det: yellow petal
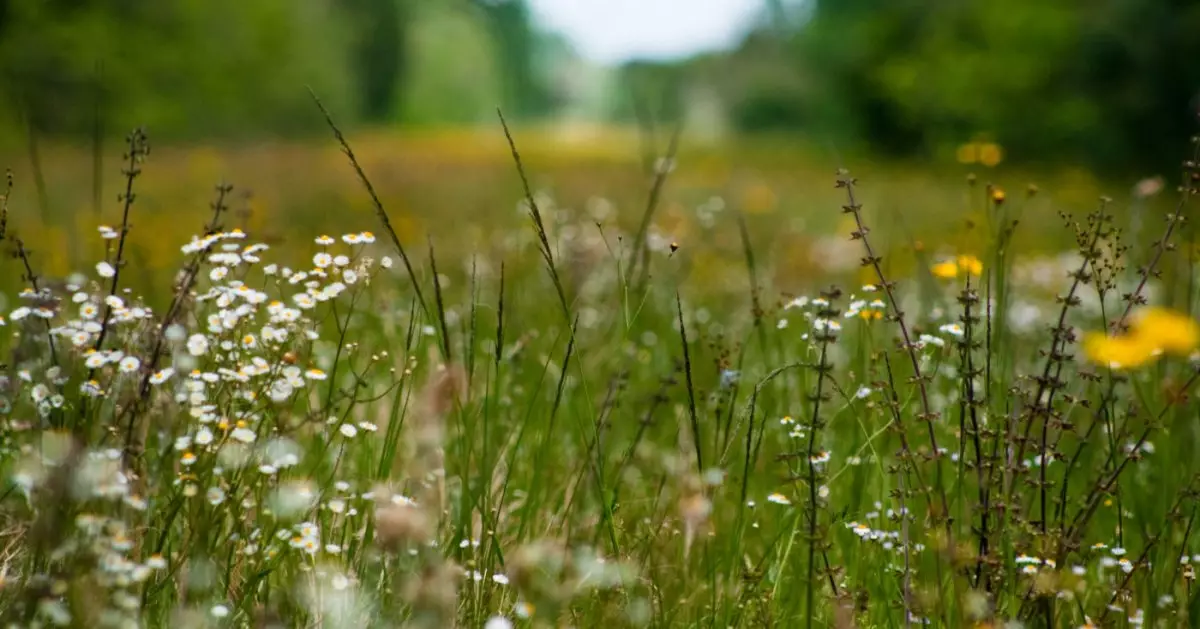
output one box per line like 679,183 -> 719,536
1082,332 -> 1159,370
956,143 -> 979,164
931,261 -> 959,279
956,254 -> 983,276
978,143 -> 1004,167
1130,307 -> 1200,356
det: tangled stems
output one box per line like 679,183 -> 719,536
1011,208 -> 1107,521
836,171 -> 950,522
91,129 -> 148,356
956,275 -> 991,587
76,129 -> 147,432
1114,140 -> 1200,331
804,287 -> 840,627
10,238 -> 60,371
118,182 -> 230,463
1063,368 -> 1200,551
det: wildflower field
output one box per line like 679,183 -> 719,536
1,113 -> 1199,629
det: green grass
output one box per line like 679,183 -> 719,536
1,124 -> 1199,628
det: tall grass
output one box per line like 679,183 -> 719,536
0,123 -> 1199,628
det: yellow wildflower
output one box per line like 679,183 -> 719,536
931,260 -> 959,279
978,143 -> 1004,167
956,143 -> 979,165
957,254 -> 984,276
1130,307 -> 1200,356
1082,332 -> 1158,370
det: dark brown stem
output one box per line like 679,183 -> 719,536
837,171 -> 950,521
11,238 -> 60,369
1012,208 -> 1107,515
1114,141 -> 1200,330
1062,369 -> 1200,556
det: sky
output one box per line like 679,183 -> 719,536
526,0 -> 764,64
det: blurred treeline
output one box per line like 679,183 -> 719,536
0,0 -> 560,141
628,0 -> 1200,171
2,0 -> 1199,172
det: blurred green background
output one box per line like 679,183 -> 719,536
1,0 -> 1197,170
0,0 -> 1197,301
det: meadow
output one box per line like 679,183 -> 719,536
0,114 -> 1197,629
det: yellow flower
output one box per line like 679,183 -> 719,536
1130,307 -> 1200,356
956,254 -> 984,276
956,143 -> 979,165
1082,332 -> 1158,370
931,260 -> 959,279
978,143 -> 1004,167
741,181 -> 778,215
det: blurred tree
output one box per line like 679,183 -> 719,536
687,0 -> 1200,170
398,1 -> 502,125
0,0 -> 355,140
0,0 -> 561,137
342,0 -> 407,123
471,0 -> 551,119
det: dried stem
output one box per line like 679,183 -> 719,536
1114,141 -> 1200,330
308,88 -> 430,321
676,292 -> 703,474
1012,207 -> 1107,517
628,124 -> 682,289
1061,368 -> 1200,558
837,170 -> 950,520
91,129 -> 148,354
804,287 -> 841,627
10,237 -> 60,369
0,170 -> 10,241
497,109 -> 571,322
119,182 -> 229,461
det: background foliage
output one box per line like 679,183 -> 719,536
1,0 -> 1198,168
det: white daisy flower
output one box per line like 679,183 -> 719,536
230,427 -> 257,444
305,368 -> 327,381
187,334 -> 210,356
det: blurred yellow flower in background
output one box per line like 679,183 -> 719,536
956,141 -> 1004,167
956,254 -> 984,276
1083,307 -> 1199,369
931,260 -> 959,278
741,181 -> 778,215
1130,307 -> 1200,356
931,254 -> 982,279
1082,333 -> 1158,370
956,143 -> 979,164
978,143 -> 1004,167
